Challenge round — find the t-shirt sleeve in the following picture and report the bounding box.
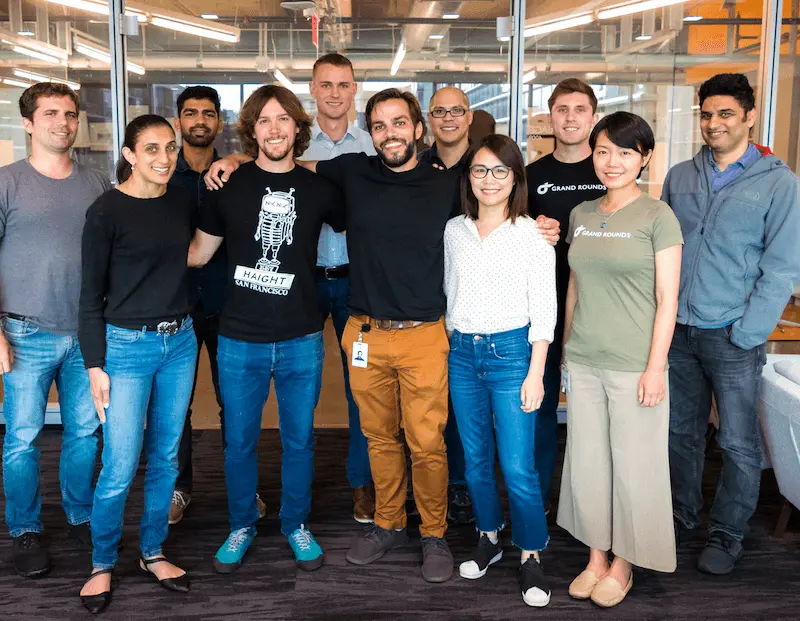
[316,152,363,187]
[199,185,225,237]
[78,195,114,369]
[323,183,346,233]
[651,201,684,253]
[449,169,463,219]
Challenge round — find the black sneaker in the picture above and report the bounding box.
[346,525,409,565]
[68,522,93,550]
[447,484,474,525]
[697,531,743,575]
[459,534,503,579]
[12,532,51,578]
[421,536,453,583]
[519,557,551,607]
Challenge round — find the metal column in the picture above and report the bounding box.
[108,0,127,166]
[509,0,526,144]
[757,0,784,148]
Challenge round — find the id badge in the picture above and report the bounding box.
[560,365,571,394]
[351,341,369,368]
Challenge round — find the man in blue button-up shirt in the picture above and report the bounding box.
[299,54,377,524]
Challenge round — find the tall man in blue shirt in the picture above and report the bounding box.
[662,73,800,575]
[301,53,377,524]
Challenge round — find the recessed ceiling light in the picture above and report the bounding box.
[201,14,219,20]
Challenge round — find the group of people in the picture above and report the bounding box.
[1,50,798,616]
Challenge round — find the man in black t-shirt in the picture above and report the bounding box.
[189,85,343,575]
[525,78,605,512]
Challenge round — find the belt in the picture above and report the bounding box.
[141,316,188,336]
[353,315,426,331]
[5,313,27,322]
[316,265,349,279]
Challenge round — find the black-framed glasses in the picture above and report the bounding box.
[469,165,511,180]
[430,106,468,118]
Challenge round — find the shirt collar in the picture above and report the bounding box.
[418,142,472,169]
[312,119,357,144]
[706,142,759,173]
[462,215,513,241]
[176,147,220,174]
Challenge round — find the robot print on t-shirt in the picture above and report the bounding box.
[233,187,298,296]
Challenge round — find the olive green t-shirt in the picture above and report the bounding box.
[564,194,683,372]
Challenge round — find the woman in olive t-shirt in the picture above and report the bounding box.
[556,112,683,608]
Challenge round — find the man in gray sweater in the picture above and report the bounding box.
[0,83,108,577]
[662,73,800,575]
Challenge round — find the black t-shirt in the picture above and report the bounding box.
[79,186,192,368]
[526,154,605,337]
[200,162,344,343]
[317,153,460,321]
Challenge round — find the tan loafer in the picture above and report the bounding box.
[590,573,633,608]
[568,569,603,599]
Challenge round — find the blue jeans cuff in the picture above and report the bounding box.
[513,534,549,553]
[9,527,43,538]
[141,546,164,560]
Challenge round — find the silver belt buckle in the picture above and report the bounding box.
[157,320,179,336]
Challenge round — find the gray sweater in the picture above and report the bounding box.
[0,158,108,334]
[661,146,800,350]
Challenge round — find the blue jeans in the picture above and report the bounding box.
[448,326,549,551]
[668,324,767,541]
[534,341,562,505]
[2,318,99,537]
[316,275,371,488]
[218,332,323,536]
[91,320,197,569]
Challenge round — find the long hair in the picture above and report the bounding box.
[460,134,528,223]
[237,85,311,159]
[116,114,174,184]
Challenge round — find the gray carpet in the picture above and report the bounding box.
[1,428,799,620]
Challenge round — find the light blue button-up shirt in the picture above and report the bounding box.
[300,120,376,267]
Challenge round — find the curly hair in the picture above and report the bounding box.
[237,85,311,159]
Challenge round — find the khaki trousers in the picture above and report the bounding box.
[557,360,676,572]
[342,316,449,538]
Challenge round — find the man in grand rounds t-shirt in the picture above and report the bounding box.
[189,85,344,575]
[525,78,605,512]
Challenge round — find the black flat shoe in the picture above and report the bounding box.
[80,568,113,614]
[139,557,190,593]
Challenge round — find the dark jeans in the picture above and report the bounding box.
[316,274,371,489]
[668,324,767,541]
[534,340,561,506]
[445,400,466,486]
[175,309,224,494]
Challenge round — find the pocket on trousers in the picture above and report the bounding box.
[489,339,531,361]
[2,317,39,338]
[105,326,142,344]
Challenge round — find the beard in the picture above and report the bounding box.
[259,137,294,162]
[182,124,216,147]
[376,138,415,168]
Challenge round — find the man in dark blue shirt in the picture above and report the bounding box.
[168,86,262,524]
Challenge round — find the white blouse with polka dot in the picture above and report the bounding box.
[444,215,557,344]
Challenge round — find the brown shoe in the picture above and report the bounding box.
[168,491,191,525]
[590,573,633,608]
[256,493,267,519]
[353,483,375,524]
[568,568,604,599]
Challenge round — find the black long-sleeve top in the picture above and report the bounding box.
[78,186,192,368]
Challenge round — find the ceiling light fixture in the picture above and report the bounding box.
[0,27,68,64]
[149,13,239,43]
[524,13,594,37]
[17,30,35,36]
[429,33,445,40]
[598,0,689,20]
[74,35,146,75]
[635,34,652,40]
[442,13,460,20]
[7,43,61,64]
[390,41,406,77]
[273,69,294,88]
[522,70,537,83]
[201,14,219,20]
[2,77,33,88]
[585,72,604,79]
[683,15,703,22]
[13,69,81,90]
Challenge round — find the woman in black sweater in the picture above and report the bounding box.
[78,115,197,613]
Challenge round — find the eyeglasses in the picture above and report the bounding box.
[469,165,511,180]
[430,106,468,118]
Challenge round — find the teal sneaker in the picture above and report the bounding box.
[213,526,256,574]
[288,525,324,571]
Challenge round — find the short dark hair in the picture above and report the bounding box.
[237,85,311,159]
[19,82,80,121]
[461,134,528,223]
[698,73,755,113]
[312,53,354,78]
[176,85,221,116]
[589,112,654,178]
[116,114,175,184]
[548,78,597,113]
[365,88,424,134]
